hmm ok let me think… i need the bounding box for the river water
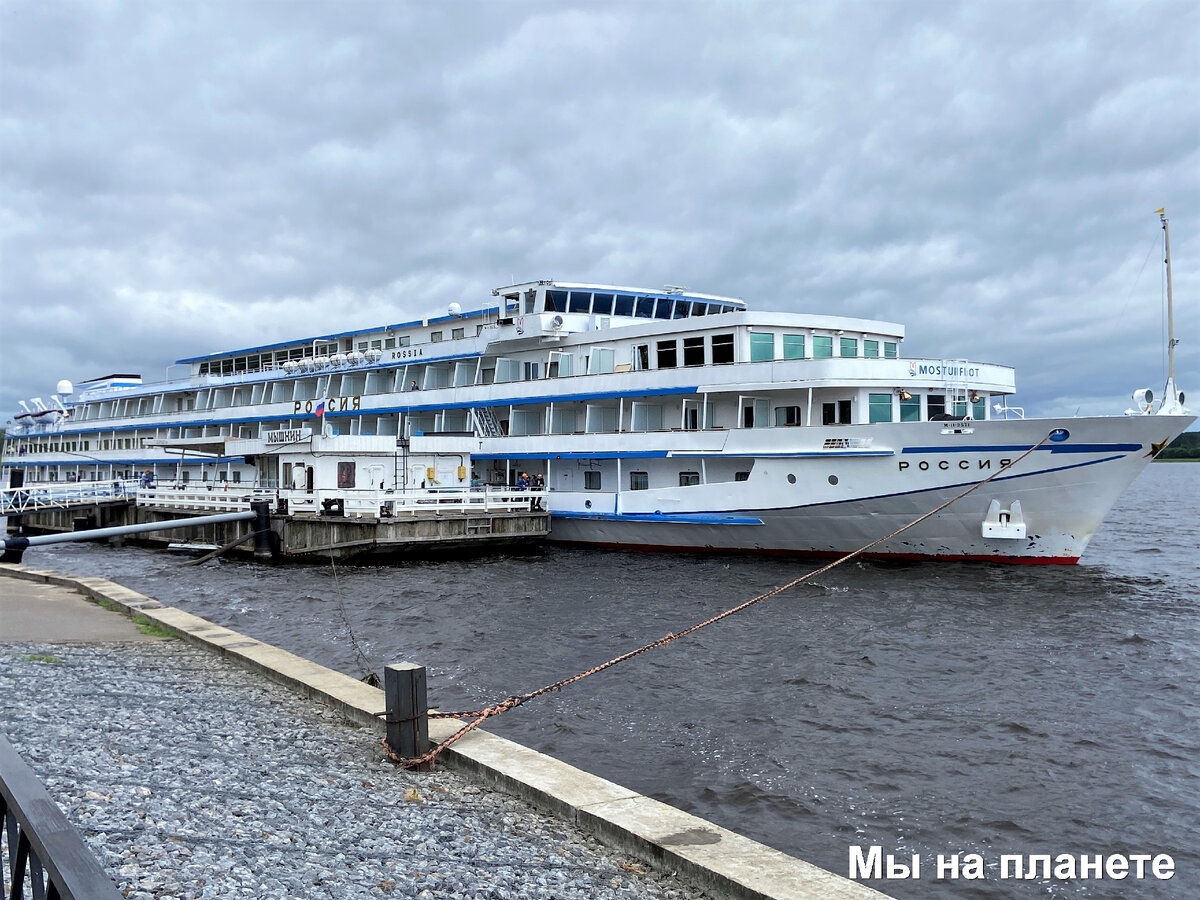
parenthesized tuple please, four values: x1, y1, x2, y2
(22, 463, 1200, 898)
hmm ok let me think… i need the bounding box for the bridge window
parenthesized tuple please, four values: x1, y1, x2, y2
(592, 293, 614, 315)
(547, 290, 568, 312)
(864, 339, 879, 358)
(750, 332, 774, 362)
(654, 298, 674, 319)
(813, 336, 833, 358)
(900, 394, 921, 422)
(840, 337, 858, 357)
(884, 341, 898, 358)
(712, 333, 734, 364)
(635, 296, 655, 317)
(782, 335, 805, 359)
(927, 394, 946, 419)
(614, 294, 635, 316)
(569, 291, 592, 313)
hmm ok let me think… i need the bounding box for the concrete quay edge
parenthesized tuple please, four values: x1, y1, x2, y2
(0, 563, 888, 900)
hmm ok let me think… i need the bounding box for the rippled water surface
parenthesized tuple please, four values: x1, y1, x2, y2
(26, 463, 1200, 898)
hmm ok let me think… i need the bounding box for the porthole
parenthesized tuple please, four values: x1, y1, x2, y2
(787, 473, 797, 484)
(584, 499, 592, 509)
(828, 475, 839, 485)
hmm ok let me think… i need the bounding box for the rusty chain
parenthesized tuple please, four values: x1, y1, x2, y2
(383, 432, 1053, 768)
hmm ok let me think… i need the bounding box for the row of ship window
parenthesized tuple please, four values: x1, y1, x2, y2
(583, 470, 749, 491)
(750, 333, 898, 361)
(545, 290, 740, 319)
(197, 327, 478, 375)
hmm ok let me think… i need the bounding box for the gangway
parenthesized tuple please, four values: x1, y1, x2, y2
(0, 480, 140, 516)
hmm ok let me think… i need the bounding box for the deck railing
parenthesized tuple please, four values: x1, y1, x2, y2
(137, 485, 545, 517)
(1, 733, 124, 900)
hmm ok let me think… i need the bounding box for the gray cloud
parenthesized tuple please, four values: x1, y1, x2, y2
(2, 0, 1197, 421)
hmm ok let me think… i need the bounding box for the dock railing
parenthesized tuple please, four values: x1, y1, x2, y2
(0, 479, 140, 515)
(1, 733, 124, 900)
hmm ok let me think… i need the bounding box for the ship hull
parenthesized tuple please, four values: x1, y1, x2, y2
(539, 414, 1195, 563)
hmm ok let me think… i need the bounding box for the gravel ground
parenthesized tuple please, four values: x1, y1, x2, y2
(1, 640, 711, 900)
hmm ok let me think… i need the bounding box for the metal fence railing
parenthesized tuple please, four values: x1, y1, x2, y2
(1, 733, 124, 900)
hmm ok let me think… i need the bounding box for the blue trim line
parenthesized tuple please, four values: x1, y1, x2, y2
(901, 443, 1142, 454)
(475, 451, 671, 460)
(551, 510, 764, 525)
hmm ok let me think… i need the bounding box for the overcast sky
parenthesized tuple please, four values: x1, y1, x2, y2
(2, 0, 1197, 424)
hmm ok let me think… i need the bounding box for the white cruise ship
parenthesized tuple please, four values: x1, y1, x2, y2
(4, 275, 1193, 564)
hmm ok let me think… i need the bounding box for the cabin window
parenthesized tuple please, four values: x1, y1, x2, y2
(430, 331, 443, 343)
(679, 471, 701, 486)
(232, 471, 242, 484)
(683, 336, 705, 366)
(840, 337, 858, 358)
(614, 294, 635, 316)
(782, 335, 805, 359)
(634, 344, 650, 370)
(587, 349, 615, 375)
(592, 293, 614, 315)
(385, 338, 396, 349)
(864, 339, 879, 358)
(629, 471, 649, 491)
(927, 394, 946, 419)
(750, 332, 774, 362)
(775, 406, 802, 426)
(735, 470, 751, 482)
(884, 341, 898, 358)
(547, 290, 568, 312)
(358, 342, 368, 351)
(452, 327, 464, 340)
(569, 291, 592, 313)
(398, 336, 410, 347)
(900, 394, 921, 422)
(711, 333, 735, 364)
(813, 336, 833, 358)
(337, 461, 356, 488)
(868, 393, 893, 423)
(631, 403, 663, 431)
(584, 471, 602, 490)
(656, 340, 677, 368)
(822, 400, 852, 424)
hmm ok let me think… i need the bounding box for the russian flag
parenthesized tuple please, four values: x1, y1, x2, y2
(315, 399, 326, 417)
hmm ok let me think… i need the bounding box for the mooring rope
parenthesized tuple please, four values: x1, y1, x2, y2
(327, 545, 381, 687)
(382, 432, 1053, 768)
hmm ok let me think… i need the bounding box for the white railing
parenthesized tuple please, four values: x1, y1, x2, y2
(135, 484, 546, 517)
(137, 485, 274, 512)
(283, 486, 545, 518)
(0, 479, 141, 514)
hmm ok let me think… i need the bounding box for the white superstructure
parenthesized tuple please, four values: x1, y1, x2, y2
(4, 277, 1192, 563)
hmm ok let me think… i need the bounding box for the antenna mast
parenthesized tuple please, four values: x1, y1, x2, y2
(1159, 207, 1176, 383)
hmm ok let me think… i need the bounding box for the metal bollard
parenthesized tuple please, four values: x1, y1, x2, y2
(384, 663, 430, 770)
